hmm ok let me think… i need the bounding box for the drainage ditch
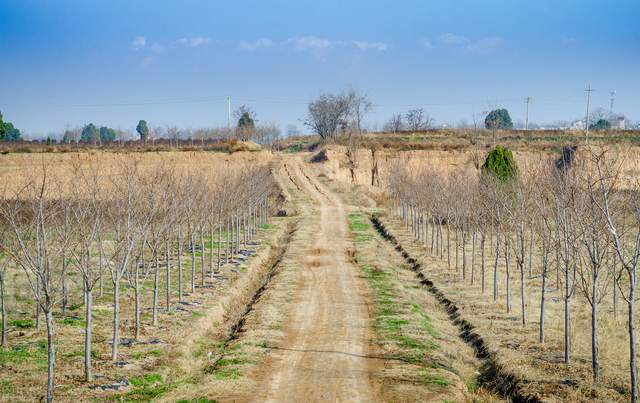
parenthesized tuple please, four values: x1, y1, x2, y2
(371, 215, 541, 403)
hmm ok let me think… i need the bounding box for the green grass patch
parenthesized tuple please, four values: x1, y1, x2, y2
(261, 223, 275, 230)
(123, 373, 170, 400)
(411, 303, 440, 339)
(131, 348, 161, 360)
(9, 319, 35, 329)
(424, 374, 451, 386)
(0, 340, 48, 369)
(59, 316, 85, 327)
(212, 368, 240, 380)
(215, 356, 252, 367)
(348, 212, 373, 243)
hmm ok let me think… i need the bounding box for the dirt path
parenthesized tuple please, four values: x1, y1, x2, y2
(257, 158, 381, 402)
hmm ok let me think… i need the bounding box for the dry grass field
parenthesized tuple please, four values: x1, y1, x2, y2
(1, 137, 639, 402)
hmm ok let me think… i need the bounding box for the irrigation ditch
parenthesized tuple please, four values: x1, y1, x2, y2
(204, 219, 299, 374)
(370, 214, 541, 403)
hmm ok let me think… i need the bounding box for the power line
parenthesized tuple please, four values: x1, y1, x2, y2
(0, 94, 588, 110)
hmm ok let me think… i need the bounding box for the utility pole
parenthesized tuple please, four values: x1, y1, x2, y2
(524, 97, 531, 130)
(585, 84, 595, 145)
(609, 90, 616, 118)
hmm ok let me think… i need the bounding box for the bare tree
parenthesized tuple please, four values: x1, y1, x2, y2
(405, 108, 434, 131)
(63, 167, 104, 381)
(0, 165, 62, 403)
(346, 90, 373, 134)
(304, 92, 352, 141)
(574, 154, 614, 383)
(596, 152, 640, 401)
(383, 113, 404, 133)
(104, 160, 150, 361)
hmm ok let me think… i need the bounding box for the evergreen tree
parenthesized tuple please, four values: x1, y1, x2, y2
(482, 145, 518, 182)
(485, 108, 514, 130)
(136, 120, 149, 142)
(81, 123, 99, 144)
(99, 126, 117, 144)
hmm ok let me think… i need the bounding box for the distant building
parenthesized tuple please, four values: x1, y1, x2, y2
(610, 116, 626, 129)
(569, 120, 585, 131)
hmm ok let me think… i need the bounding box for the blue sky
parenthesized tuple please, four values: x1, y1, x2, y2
(1, 0, 639, 136)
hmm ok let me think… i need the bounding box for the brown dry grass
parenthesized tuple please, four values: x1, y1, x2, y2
(345, 208, 502, 402)
(0, 151, 282, 402)
(163, 164, 310, 401)
(384, 214, 631, 402)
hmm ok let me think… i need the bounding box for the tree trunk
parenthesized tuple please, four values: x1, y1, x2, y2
(217, 220, 222, 273)
(564, 293, 571, 364)
(431, 217, 436, 253)
(447, 225, 451, 269)
(471, 231, 477, 285)
(462, 229, 467, 280)
(84, 286, 93, 382)
(519, 227, 526, 326)
(481, 233, 486, 294)
(178, 226, 183, 301)
(493, 232, 500, 302)
(539, 243, 548, 343)
(45, 309, 56, 403)
(528, 225, 534, 277)
(165, 238, 171, 310)
(1, 272, 7, 348)
(591, 292, 600, 383)
(439, 222, 444, 259)
(61, 253, 68, 316)
(613, 262, 619, 319)
(134, 271, 141, 340)
(111, 279, 120, 360)
(200, 227, 206, 286)
(190, 230, 196, 292)
(152, 252, 159, 326)
(226, 217, 231, 264)
(505, 237, 511, 313)
(628, 278, 638, 403)
(99, 242, 104, 298)
(209, 222, 214, 278)
(455, 229, 459, 273)
(35, 282, 41, 330)
(520, 261, 526, 325)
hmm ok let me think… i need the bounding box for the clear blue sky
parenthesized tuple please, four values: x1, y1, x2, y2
(1, 0, 638, 137)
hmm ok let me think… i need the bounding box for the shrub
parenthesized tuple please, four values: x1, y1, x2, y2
(482, 145, 518, 182)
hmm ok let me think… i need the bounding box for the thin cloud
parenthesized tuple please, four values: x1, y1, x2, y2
(467, 36, 504, 55)
(561, 36, 577, 45)
(287, 36, 334, 51)
(175, 36, 211, 48)
(282, 36, 387, 52)
(439, 33, 470, 46)
(150, 43, 165, 53)
(131, 36, 146, 50)
(239, 38, 275, 51)
(421, 39, 433, 49)
(351, 40, 388, 51)
(439, 33, 504, 55)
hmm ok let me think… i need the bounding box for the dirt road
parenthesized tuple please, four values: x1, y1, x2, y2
(258, 159, 380, 401)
